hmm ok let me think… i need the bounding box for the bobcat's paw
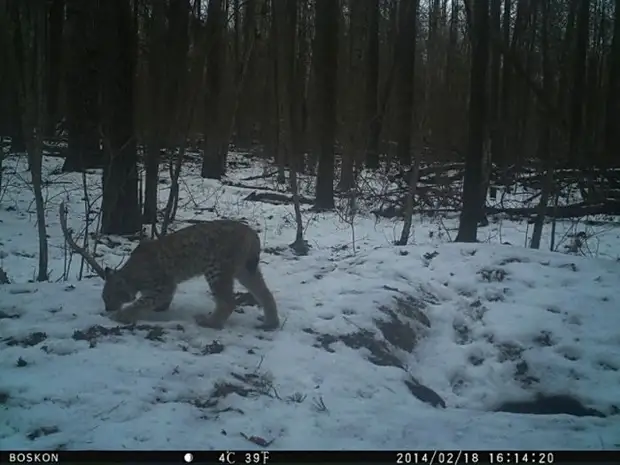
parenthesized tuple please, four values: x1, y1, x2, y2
(256, 319, 280, 331)
(195, 314, 224, 329)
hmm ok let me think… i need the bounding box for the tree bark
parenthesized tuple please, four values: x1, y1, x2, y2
(339, 0, 368, 191)
(143, 0, 167, 226)
(63, 0, 102, 172)
(45, 0, 63, 138)
(568, 0, 589, 165)
(456, 0, 489, 242)
(531, 0, 554, 250)
(394, 0, 419, 165)
(605, 0, 620, 162)
(201, 0, 227, 180)
(99, 0, 141, 235)
(364, 0, 380, 169)
(313, 0, 339, 210)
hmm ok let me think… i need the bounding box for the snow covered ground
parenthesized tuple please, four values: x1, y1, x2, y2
(1, 152, 619, 451)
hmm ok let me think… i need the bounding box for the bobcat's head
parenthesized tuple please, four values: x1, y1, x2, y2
(102, 267, 137, 312)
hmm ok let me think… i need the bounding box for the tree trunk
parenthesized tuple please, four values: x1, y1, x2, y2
(313, 0, 339, 210)
(531, 0, 554, 250)
(0, 1, 26, 154)
(99, 0, 141, 235)
(396, 155, 421, 245)
(489, 0, 502, 165)
(456, 0, 489, 242)
(235, 0, 257, 148)
(394, 0, 419, 166)
(201, 0, 227, 180)
(46, 0, 63, 138)
(63, 0, 102, 172)
(339, 0, 368, 191)
(143, 0, 167, 226)
(8, 0, 50, 281)
(568, 0, 589, 165)
(605, 0, 620, 162)
(364, 0, 380, 170)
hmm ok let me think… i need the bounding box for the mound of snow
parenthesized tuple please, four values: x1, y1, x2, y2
(1, 243, 618, 450)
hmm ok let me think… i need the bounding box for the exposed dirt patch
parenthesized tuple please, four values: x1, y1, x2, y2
(496, 342, 524, 362)
(202, 341, 225, 355)
(478, 267, 508, 283)
(496, 394, 606, 417)
(404, 377, 446, 408)
(497, 257, 527, 266)
(189, 370, 277, 412)
(533, 330, 555, 347)
(453, 321, 472, 345)
(0, 309, 20, 319)
(374, 294, 433, 352)
(72, 323, 175, 347)
(3, 331, 47, 347)
(27, 426, 60, 441)
(340, 329, 404, 368)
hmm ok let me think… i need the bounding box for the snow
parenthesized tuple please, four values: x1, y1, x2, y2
(1, 152, 619, 451)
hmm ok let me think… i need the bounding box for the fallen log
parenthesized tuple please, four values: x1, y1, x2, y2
(487, 200, 620, 218)
(243, 190, 314, 205)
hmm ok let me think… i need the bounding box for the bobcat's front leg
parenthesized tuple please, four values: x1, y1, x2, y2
(110, 286, 175, 324)
(109, 296, 152, 324)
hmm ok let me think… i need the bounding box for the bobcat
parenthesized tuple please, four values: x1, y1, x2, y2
(59, 202, 279, 330)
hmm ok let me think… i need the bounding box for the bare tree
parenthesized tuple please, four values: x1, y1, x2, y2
(339, 0, 369, 191)
(364, 0, 380, 170)
(63, 0, 102, 172)
(394, 0, 419, 166)
(99, 0, 141, 235)
(45, 0, 63, 138)
(530, 0, 555, 250)
(396, 155, 421, 245)
(6, 0, 49, 281)
(456, 0, 489, 243)
(313, 0, 339, 210)
(605, 0, 620, 160)
(142, 0, 169, 226)
(201, 0, 228, 180)
(568, 0, 589, 166)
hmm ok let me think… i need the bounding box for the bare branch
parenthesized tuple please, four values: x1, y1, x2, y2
(58, 201, 107, 279)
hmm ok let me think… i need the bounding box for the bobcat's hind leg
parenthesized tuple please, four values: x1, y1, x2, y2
(236, 267, 279, 330)
(195, 271, 236, 329)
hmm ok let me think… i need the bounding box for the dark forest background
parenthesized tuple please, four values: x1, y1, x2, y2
(0, 0, 619, 281)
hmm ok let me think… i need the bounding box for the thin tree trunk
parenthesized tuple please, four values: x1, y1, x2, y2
(531, 0, 554, 250)
(396, 155, 421, 245)
(143, 0, 166, 226)
(365, 0, 380, 169)
(339, 0, 368, 191)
